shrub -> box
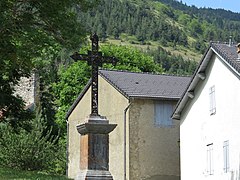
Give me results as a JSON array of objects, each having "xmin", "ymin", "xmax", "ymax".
[{"xmin": 0, "ymin": 114, "xmax": 66, "ymax": 174}]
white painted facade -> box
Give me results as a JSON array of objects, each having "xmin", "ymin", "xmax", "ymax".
[{"xmin": 179, "ymin": 53, "xmax": 240, "ymax": 180}]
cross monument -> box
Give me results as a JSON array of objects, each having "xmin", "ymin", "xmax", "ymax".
[
  {"xmin": 71, "ymin": 33, "xmax": 117, "ymax": 116},
  {"xmin": 70, "ymin": 34, "xmax": 118, "ymax": 180}
]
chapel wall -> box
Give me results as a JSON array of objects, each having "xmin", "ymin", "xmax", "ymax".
[{"xmin": 129, "ymin": 99, "xmax": 180, "ymax": 180}]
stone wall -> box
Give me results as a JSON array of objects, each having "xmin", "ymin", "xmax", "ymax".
[{"xmin": 14, "ymin": 74, "xmax": 36, "ymax": 108}]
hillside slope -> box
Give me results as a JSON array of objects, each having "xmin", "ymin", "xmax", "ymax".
[{"xmin": 76, "ymin": 0, "xmax": 240, "ymax": 73}]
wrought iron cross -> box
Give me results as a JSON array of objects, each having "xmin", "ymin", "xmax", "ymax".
[{"xmin": 70, "ymin": 33, "xmax": 118, "ymax": 116}]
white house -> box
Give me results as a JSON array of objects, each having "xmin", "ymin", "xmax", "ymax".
[{"xmin": 172, "ymin": 42, "xmax": 240, "ymax": 180}]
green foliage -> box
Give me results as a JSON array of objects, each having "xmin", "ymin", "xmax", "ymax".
[
  {"xmin": 77, "ymin": 0, "xmax": 240, "ymax": 54},
  {"xmin": 1, "ymin": 98, "xmax": 34, "ymax": 130},
  {"xmin": 79, "ymin": 0, "xmax": 188, "ymax": 46},
  {"xmin": 0, "ymin": 0, "xmax": 98, "ymax": 126},
  {"xmin": 0, "ymin": 166, "xmax": 69, "ymax": 180},
  {"xmin": 52, "ymin": 61, "xmax": 91, "ymax": 132},
  {"xmin": 189, "ymin": 19, "xmax": 203, "ymax": 37},
  {"xmin": 35, "ymin": 48, "xmax": 64, "ymax": 136},
  {"xmin": 101, "ymin": 44, "xmax": 163, "ymax": 73},
  {"xmin": 156, "ymin": 0, "xmax": 240, "ymax": 43},
  {"xmin": 0, "ymin": 113, "xmax": 65, "ymax": 174},
  {"xmin": 177, "ymin": 13, "xmax": 191, "ymax": 25},
  {"xmin": 148, "ymin": 46, "xmax": 197, "ymax": 75}
]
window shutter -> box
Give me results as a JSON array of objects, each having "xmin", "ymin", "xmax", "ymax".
[
  {"xmin": 154, "ymin": 101, "xmax": 174, "ymax": 127},
  {"xmin": 223, "ymin": 140, "xmax": 230, "ymax": 173},
  {"xmin": 207, "ymin": 143, "xmax": 214, "ymax": 175},
  {"xmin": 209, "ymin": 86, "xmax": 216, "ymax": 115}
]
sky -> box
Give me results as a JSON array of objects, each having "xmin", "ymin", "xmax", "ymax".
[{"xmin": 179, "ymin": 0, "xmax": 240, "ymax": 13}]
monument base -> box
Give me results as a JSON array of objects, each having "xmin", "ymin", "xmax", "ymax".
[
  {"xmin": 77, "ymin": 115, "xmax": 117, "ymax": 135},
  {"xmin": 76, "ymin": 170, "xmax": 113, "ymax": 180},
  {"xmin": 76, "ymin": 115, "xmax": 117, "ymax": 180}
]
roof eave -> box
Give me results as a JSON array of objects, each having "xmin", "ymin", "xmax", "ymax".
[
  {"xmin": 99, "ymin": 71, "xmax": 130, "ymax": 99},
  {"xmin": 172, "ymin": 46, "xmax": 213, "ymax": 120},
  {"xmin": 129, "ymin": 95, "xmax": 180, "ymax": 101}
]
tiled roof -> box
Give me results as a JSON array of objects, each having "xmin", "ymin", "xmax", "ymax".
[
  {"xmin": 99, "ymin": 70, "xmax": 191, "ymax": 100},
  {"xmin": 66, "ymin": 70, "xmax": 191, "ymax": 119},
  {"xmin": 211, "ymin": 42, "xmax": 240, "ymax": 73}
]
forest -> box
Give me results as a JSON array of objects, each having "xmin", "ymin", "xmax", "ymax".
[
  {"xmin": 78, "ymin": 0, "xmax": 240, "ymax": 53},
  {"xmin": 0, "ymin": 0, "xmax": 239, "ymax": 177}
]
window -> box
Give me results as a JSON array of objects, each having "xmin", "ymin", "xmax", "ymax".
[
  {"xmin": 206, "ymin": 143, "xmax": 214, "ymax": 175},
  {"xmin": 209, "ymin": 85, "xmax": 216, "ymax": 115},
  {"xmin": 223, "ymin": 140, "xmax": 230, "ymax": 173},
  {"xmin": 154, "ymin": 101, "xmax": 174, "ymax": 127}
]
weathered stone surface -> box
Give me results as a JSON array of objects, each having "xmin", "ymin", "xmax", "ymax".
[
  {"xmin": 76, "ymin": 170, "xmax": 113, "ymax": 180},
  {"xmin": 80, "ymin": 134, "xmax": 109, "ymax": 171},
  {"xmin": 77, "ymin": 123, "xmax": 116, "ymax": 135},
  {"xmin": 77, "ymin": 115, "xmax": 117, "ymax": 136},
  {"xmin": 144, "ymin": 175, "xmax": 180, "ymax": 180},
  {"xmin": 14, "ymin": 74, "xmax": 35, "ymax": 107},
  {"xmin": 77, "ymin": 115, "xmax": 116, "ymax": 180}
]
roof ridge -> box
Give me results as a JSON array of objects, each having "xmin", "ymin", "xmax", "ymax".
[
  {"xmin": 210, "ymin": 42, "xmax": 240, "ymax": 73},
  {"xmin": 210, "ymin": 41, "xmax": 238, "ymax": 46},
  {"xmin": 99, "ymin": 68, "xmax": 191, "ymax": 78}
]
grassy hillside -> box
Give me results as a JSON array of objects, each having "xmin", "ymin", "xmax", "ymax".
[
  {"xmin": 78, "ymin": 0, "xmax": 240, "ymax": 63},
  {"xmin": 105, "ymin": 34, "xmax": 202, "ymax": 61}
]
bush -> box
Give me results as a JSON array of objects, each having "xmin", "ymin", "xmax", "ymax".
[{"xmin": 0, "ymin": 114, "xmax": 66, "ymax": 174}]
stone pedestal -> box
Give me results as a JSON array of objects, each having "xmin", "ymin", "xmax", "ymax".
[{"xmin": 76, "ymin": 115, "xmax": 117, "ymax": 180}]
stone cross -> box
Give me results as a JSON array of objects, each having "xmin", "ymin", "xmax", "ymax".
[{"xmin": 71, "ymin": 33, "xmax": 118, "ymax": 116}]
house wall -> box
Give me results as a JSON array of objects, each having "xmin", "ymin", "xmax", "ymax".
[
  {"xmin": 67, "ymin": 76, "xmax": 129, "ymax": 179},
  {"xmin": 129, "ymin": 99, "xmax": 180, "ymax": 180},
  {"xmin": 98, "ymin": 77, "xmax": 130, "ymax": 180},
  {"xmin": 180, "ymin": 55, "xmax": 240, "ymax": 180},
  {"xmin": 68, "ymin": 76, "xmax": 181, "ymax": 180},
  {"xmin": 67, "ymin": 87, "xmax": 91, "ymax": 179}
]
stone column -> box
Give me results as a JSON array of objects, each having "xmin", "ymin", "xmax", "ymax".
[{"xmin": 76, "ymin": 115, "xmax": 117, "ymax": 180}]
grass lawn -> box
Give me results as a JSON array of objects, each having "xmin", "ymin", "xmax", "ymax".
[{"xmin": 0, "ymin": 167, "xmax": 70, "ymax": 180}]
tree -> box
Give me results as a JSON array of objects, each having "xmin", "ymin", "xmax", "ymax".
[
  {"xmin": 148, "ymin": 46, "xmax": 197, "ymax": 75},
  {"xmin": 101, "ymin": 45, "xmax": 163, "ymax": 73},
  {"xmin": 52, "ymin": 61, "xmax": 91, "ymax": 132},
  {"xmin": 0, "ymin": 111, "xmax": 65, "ymax": 174},
  {"xmin": 189, "ymin": 19, "xmax": 203, "ymax": 37},
  {"xmin": 0, "ymin": 0, "xmax": 99, "ymax": 126},
  {"xmin": 178, "ymin": 13, "xmax": 191, "ymax": 25}
]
